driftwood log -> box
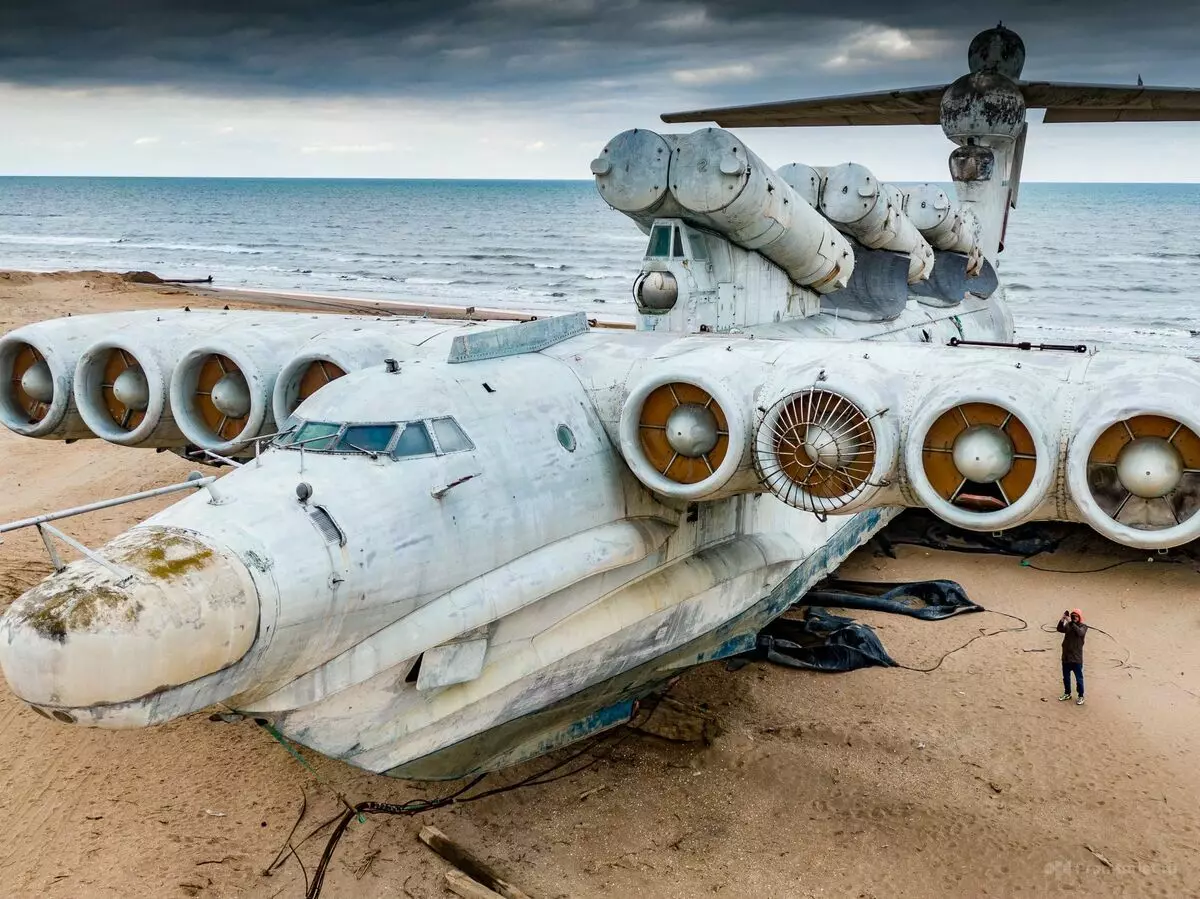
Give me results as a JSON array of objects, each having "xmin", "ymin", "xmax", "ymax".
[
  {"xmin": 418, "ymin": 825, "xmax": 533, "ymax": 899},
  {"xmin": 445, "ymin": 869, "xmax": 506, "ymax": 899}
]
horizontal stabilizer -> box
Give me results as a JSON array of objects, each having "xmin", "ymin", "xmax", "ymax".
[
  {"xmin": 662, "ymin": 81, "xmax": 1200, "ymax": 128},
  {"xmin": 1025, "ymin": 82, "xmax": 1200, "ymax": 123},
  {"xmin": 661, "ymin": 84, "xmax": 947, "ymax": 128}
]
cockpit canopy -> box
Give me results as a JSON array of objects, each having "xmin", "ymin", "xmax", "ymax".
[
  {"xmin": 274, "ymin": 416, "xmax": 474, "ymax": 458},
  {"xmin": 644, "ymin": 221, "xmax": 710, "ymax": 262}
]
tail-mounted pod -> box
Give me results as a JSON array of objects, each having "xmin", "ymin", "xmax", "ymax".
[
  {"xmin": 619, "ymin": 368, "xmax": 753, "ymax": 502},
  {"xmin": 754, "ymin": 376, "xmax": 898, "ymax": 516},
  {"xmin": 1067, "ymin": 386, "xmax": 1200, "ymax": 549},
  {"xmin": 904, "ymin": 385, "xmax": 1057, "ymax": 531},
  {"xmin": 0, "ymin": 315, "xmax": 143, "ymax": 440}
]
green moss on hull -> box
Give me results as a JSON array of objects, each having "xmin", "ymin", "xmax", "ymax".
[
  {"xmin": 115, "ymin": 532, "xmax": 214, "ymax": 580},
  {"xmin": 20, "ymin": 583, "xmax": 130, "ymax": 643}
]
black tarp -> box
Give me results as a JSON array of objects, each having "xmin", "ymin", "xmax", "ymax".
[
  {"xmin": 872, "ymin": 508, "xmax": 1064, "ymax": 558},
  {"xmin": 736, "ymin": 578, "xmax": 983, "ymax": 673}
]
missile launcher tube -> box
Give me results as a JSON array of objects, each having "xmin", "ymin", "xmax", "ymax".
[
  {"xmin": 670, "ymin": 129, "xmax": 854, "ymax": 292},
  {"xmin": 590, "ymin": 129, "xmax": 690, "ymax": 232},
  {"xmin": 819, "ymin": 162, "xmax": 934, "ymax": 284},
  {"xmin": 775, "ymin": 162, "xmax": 821, "ymax": 208},
  {"xmin": 903, "ymin": 184, "xmax": 984, "ymax": 274},
  {"xmin": 593, "ymin": 128, "xmax": 854, "ymax": 293}
]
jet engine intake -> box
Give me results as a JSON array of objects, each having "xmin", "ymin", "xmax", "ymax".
[
  {"xmin": 0, "ymin": 317, "xmax": 147, "ymax": 440},
  {"xmin": 905, "ymin": 392, "xmax": 1054, "ymax": 531},
  {"xmin": 272, "ymin": 328, "xmax": 422, "ymax": 427},
  {"xmin": 754, "ymin": 381, "xmax": 897, "ymax": 515},
  {"xmin": 1068, "ymin": 409, "xmax": 1200, "ymax": 549},
  {"xmin": 619, "ymin": 370, "xmax": 752, "ymax": 501},
  {"xmin": 170, "ymin": 345, "xmax": 266, "ymax": 452}
]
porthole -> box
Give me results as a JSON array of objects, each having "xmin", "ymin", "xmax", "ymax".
[{"xmin": 557, "ymin": 424, "xmax": 576, "ymax": 452}]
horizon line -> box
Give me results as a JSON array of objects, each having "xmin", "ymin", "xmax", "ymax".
[{"xmin": 3, "ymin": 175, "xmax": 1200, "ymax": 185}]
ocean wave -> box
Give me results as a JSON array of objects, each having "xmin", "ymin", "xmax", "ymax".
[
  {"xmin": 114, "ymin": 239, "xmax": 264, "ymax": 255},
  {"xmin": 0, "ymin": 233, "xmax": 118, "ymax": 246},
  {"xmin": 403, "ymin": 276, "xmax": 458, "ymax": 285}
]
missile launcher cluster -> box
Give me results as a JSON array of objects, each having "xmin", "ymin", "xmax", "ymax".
[{"xmin": 592, "ymin": 125, "xmax": 984, "ymax": 296}]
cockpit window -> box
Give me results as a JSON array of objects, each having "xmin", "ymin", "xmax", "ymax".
[
  {"xmin": 393, "ymin": 421, "xmax": 435, "ymax": 458},
  {"xmin": 293, "ymin": 421, "xmax": 340, "ymax": 450},
  {"xmin": 647, "ymin": 224, "xmax": 671, "ymax": 258},
  {"xmin": 276, "ymin": 416, "xmax": 473, "ymax": 459},
  {"xmin": 274, "ymin": 426, "xmax": 299, "ymax": 446},
  {"xmin": 336, "ymin": 424, "xmax": 396, "ymax": 454},
  {"xmin": 686, "ymin": 227, "xmax": 709, "ymax": 261},
  {"xmin": 431, "ymin": 417, "xmax": 474, "ymax": 453},
  {"xmin": 672, "ymin": 227, "xmax": 684, "ymax": 258}
]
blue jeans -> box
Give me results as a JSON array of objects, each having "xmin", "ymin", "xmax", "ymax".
[{"xmin": 1062, "ymin": 662, "xmax": 1084, "ymax": 697}]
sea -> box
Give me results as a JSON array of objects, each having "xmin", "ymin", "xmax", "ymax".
[{"xmin": 0, "ymin": 177, "xmax": 1197, "ymax": 353}]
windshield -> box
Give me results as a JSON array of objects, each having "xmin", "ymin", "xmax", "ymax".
[{"xmin": 274, "ymin": 417, "xmax": 474, "ymax": 458}]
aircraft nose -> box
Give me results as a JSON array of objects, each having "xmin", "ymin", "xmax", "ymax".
[{"xmin": 0, "ymin": 526, "xmax": 259, "ymax": 716}]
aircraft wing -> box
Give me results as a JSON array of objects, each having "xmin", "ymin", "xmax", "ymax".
[
  {"xmin": 660, "ymin": 80, "xmax": 1200, "ymax": 127},
  {"xmin": 1022, "ymin": 81, "xmax": 1200, "ymax": 123},
  {"xmin": 659, "ymin": 84, "xmax": 948, "ymax": 127}
]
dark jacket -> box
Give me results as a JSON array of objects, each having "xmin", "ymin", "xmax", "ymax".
[{"xmin": 1057, "ymin": 620, "xmax": 1088, "ymax": 664}]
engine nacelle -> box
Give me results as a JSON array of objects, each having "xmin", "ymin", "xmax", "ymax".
[
  {"xmin": 272, "ymin": 321, "xmax": 472, "ymax": 426},
  {"xmin": 618, "ymin": 366, "xmax": 757, "ymax": 502},
  {"xmin": 753, "ymin": 369, "xmax": 900, "ymax": 515},
  {"xmin": 1066, "ymin": 362, "xmax": 1200, "ymax": 549},
  {"xmin": 169, "ymin": 319, "xmax": 346, "ymax": 453},
  {"xmin": 73, "ymin": 312, "xmax": 249, "ymax": 447},
  {"xmin": 0, "ymin": 313, "xmax": 149, "ymax": 441},
  {"xmin": 904, "ymin": 379, "xmax": 1058, "ymax": 532}
]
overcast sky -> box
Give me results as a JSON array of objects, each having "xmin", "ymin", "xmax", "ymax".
[{"xmin": 2, "ymin": 1, "xmax": 1200, "ymax": 180}]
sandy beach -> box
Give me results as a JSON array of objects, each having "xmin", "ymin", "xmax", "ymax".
[{"xmin": 0, "ymin": 271, "xmax": 1197, "ymax": 899}]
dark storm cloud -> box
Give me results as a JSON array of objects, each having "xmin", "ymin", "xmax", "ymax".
[{"xmin": 1, "ymin": 1, "xmax": 1198, "ymax": 105}]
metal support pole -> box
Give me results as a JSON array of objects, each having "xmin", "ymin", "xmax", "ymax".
[
  {"xmin": 0, "ymin": 477, "xmax": 217, "ymax": 534},
  {"xmin": 36, "ymin": 524, "xmax": 65, "ymax": 572},
  {"xmin": 188, "ymin": 448, "xmax": 244, "ymax": 468},
  {"xmin": 37, "ymin": 523, "xmax": 134, "ymax": 583}
]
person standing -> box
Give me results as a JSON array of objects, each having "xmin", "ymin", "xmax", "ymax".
[{"xmin": 1057, "ymin": 609, "xmax": 1088, "ymax": 705}]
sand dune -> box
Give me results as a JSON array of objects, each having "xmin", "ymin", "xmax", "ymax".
[{"xmin": 0, "ymin": 272, "xmax": 1197, "ymax": 898}]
